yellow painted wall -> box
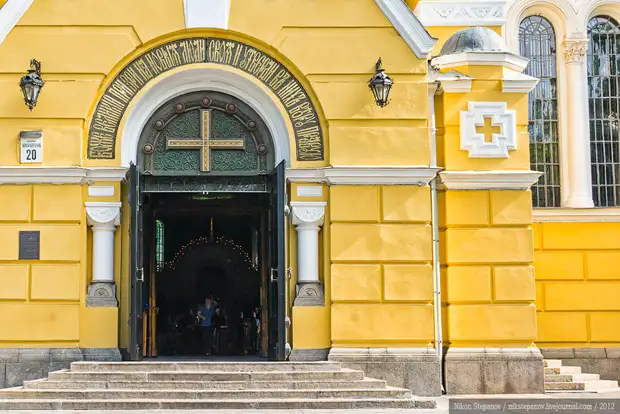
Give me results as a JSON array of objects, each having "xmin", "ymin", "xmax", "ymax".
[
  {"xmin": 0, "ymin": 184, "xmax": 116, "ymax": 348},
  {"xmin": 534, "ymin": 222, "xmax": 620, "ymax": 347},
  {"xmin": 440, "ymin": 190, "xmax": 537, "ymax": 347},
  {"xmin": 330, "ymin": 185, "xmax": 434, "ymax": 347}
]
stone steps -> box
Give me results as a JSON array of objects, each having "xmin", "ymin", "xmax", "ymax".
[
  {"xmin": 0, "ymin": 397, "xmax": 437, "ymax": 410},
  {"xmin": 23, "ymin": 378, "xmax": 387, "ymax": 390},
  {"xmin": 47, "ymin": 369, "xmax": 365, "ymax": 382},
  {"xmin": 0, "ymin": 388, "xmax": 412, "ymax": 400},
  {"xmin": 70, "ymin": 361, "xmax": 341, "ymax": 372},
  {"xmin": 544, "ymin": 359, "xmax": 619, "ymax": 394},
  {"xmin": 0, "ymin": 361, "xmax": 436, "ymax": 410}
]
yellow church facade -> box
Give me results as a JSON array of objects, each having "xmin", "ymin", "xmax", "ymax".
[{"xmin": 0, "ymin": 0, "xmax": 618, "ymax": 397}]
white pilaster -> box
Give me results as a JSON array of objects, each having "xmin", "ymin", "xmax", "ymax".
[
  {"xmin": 85, "ymin": 202, "xmax": 121, "ymax": 307},
  {"xmin": 563, "ymin": 39, "xmax": 594, "ymax": 208},
  {"xmin": 291, "ymin": 201, "xmax": 326, "ymax": 306}
]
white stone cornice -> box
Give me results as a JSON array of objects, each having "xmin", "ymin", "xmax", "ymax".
[
  {"xmin": 436, "ymin": 70, "xmax": 473, "ymax": 93},
  {"xmin": 502, "ymin": 71, "xmax": 539, "ymax": 93},
  {"xmin": 563, "ymin": 39, "xmax": 588, "ymax": 64},
  {"xmin": 290, "ymin": 201, "xmax": 327, "ymax": 228},
  {"xmin": 439, "ymin": 170, "xmax": 542, "ymax": 190},
  {"xmin": 286, "ymin": 166, "xmax": 441, "ymax": 185},
  {"xmin": 0, "ymin": 0, "xmax": 34, "ymax": 45},
  {"xmin": 0, "ymin": 167, "xmax": 128, "ymax": 184},
  {"xmin": 533, "ymin": 208, "xmax": 620, "ymax": 222},
  {"xmin": 85, "ymin": 202, "xmax": 122, "ymax": 227},
  {"xmin": 414, "ymin": 0, "xmax": 509, "ymax": 26},
  {"xmin": 374, "ymin": 0, "xmax": 437, "ymax": 58},
  {"xmin": 184, "ymin": 0, "xmax": 230, "ymax": 30},
  {"xmin": 431, "ymin": 52, "xmax": 529, "ymax": 72}
]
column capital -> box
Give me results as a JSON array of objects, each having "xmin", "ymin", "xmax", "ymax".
[
  {"xmin": 85, "ymin": 202, "xmax": 122, "ymax": 227},
  {"xmin": 563, "ymin": 39, "xmax": 588, "ymax": 64},
  {"xmin": 290, "ymin": 201, "xmax": 326, "ymax": 228}
]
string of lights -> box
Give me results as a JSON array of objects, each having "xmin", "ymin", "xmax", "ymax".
[{"xmin": 165, "ymin": 235, "xmax": 258, "ymax": 271}]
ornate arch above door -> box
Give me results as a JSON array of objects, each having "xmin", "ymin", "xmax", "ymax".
[{"xmin": 139, "ymin": 91, "xmax": 274, "ymax": 177}]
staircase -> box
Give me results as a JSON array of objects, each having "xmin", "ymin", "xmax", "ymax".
[
  {"xmin": 544, "ymin": 359, "xmax": 619, "ymax": 393},
  {"xmin": 0, "ymin": 361, "xmax": 436, "ymax": 410}
]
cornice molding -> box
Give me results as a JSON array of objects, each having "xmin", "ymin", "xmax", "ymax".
[
  {"xmin": 431, "ymin": 52, "xmax": 529, "ymax": 72},
  {"xmin": 436, "ymin": 70, "xmax": 473, "ymax": 93},
  {"xmin": 439, "ymin": 170, "xmax": 542, "ymax": 190},
  {"xmin": 502, "ymin": 71, "xmax": 539, "ymax": 93},
  {"xmin": 533, "ymin": 208, "xmax": 620, "ymax": 223},
  {"xmin": 0, "ymin": 0, "xmax": 33, "ymax": 45},
  {"xmin": 287, "ymin": 166, "xmax": 441, "ymax": 185},
  {"xmin": 374, "ymin": 0, "xmax": 437, "ymax": 59},
  {"xmin": 414, "ymin": 0, "xmax": 509, "ymax": 26},
  {"xmin": 0, "ymin": 167, "xmax": 128, "ymax": 184}
]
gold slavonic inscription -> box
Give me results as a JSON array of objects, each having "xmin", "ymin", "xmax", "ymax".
[{"xmin": 88, "ymin": 37, "xmax": 324, "ymax": 162}]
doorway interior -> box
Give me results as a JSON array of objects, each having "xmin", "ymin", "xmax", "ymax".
[{"xmin": 141, "ymin": 192, "xmax": 271, "ymax": 359}]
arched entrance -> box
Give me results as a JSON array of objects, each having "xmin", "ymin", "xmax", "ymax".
[{"xmin": 128, "ymin": 89, "xmax": 286, "ymax": 361}]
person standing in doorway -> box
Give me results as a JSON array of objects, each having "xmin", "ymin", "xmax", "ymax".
[{"xmin": 197, "ymin": 296, "xmax": 216, "ymax": 356}]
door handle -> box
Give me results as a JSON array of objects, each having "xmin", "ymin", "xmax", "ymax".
[
  {"xmin": 270, "ymin": 268, "xmax": 277, "ymax": 283},
  {"xmin": 137, "ymin": 268, "xmax": 144, "ymax": 282}
]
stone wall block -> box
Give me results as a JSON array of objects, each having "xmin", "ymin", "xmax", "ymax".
[
  {"xmin": 574, "ymin": 348, "xmax": 606, "ymax": 359},
  {"xmin": 606, "ymin": 348, "xmax": 620, "ymax": 359},
  {"xmin": 0, "ymin": 349, "xmax": 18, "ymax": 363},
  {"xmin": 18, "ymin": 348, "xmax": 50, "ymax": 362},
  {"xmin": 0, "ymin": 363, "xmax": 5, "ymax": 388},
  {"xmin": 5, "ymin": 362, "xmax": 45, "ymax": 387},
  {"xmin": 445, "ymin": 360, "xmax": 483, "ymax": 394},
  {"xmin": 540, "ymin": 348, "xmax": 575, "ymax": 359}
]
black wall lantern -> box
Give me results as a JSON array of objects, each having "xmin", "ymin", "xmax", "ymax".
[
  {"xmin": 369, "ymin": 58, "xmax": 393, "ymax": 108},
  {"xmin": 19, "ymin": 59, "xmax": 44, "ymax": 111}
]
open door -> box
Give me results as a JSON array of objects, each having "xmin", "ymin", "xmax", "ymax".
[
  {"xmin": 268, "ymin": 160, "xmax": 287, "ymax": 361},
  {"xmin": 129, "ymin": 163, "xmax": 145, "ymax": 361}
]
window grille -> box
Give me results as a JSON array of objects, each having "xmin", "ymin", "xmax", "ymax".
[
  {"xmin": 155, "ymin": 219, "xmax": 164, "ymax": 272},
  {"xmin": 588, "ymin": 16, "xmax": 620, "ymax": 207},
  {"xmin": 519, "ymin": 16, "xmax": 561, "ymax": 207}
]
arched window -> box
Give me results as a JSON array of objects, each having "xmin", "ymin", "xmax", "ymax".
[
  {"xmin": 519, "ymin": 16, "xmax": 560, "ymax": 207},
  {"xmin": 588, "ymin": 16, "xmax": 620, "ymax": 207},
  {"xmin": 155, "ymin": 219, "xmax": 164, "ymax": 272}
]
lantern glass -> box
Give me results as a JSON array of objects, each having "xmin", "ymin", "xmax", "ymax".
[
  {"xmin": 19, "ymin": 60, "xmax": 44, "ymax": 111},
  {"xmin": 369, "ymin": 69, "xmax": 393, "ymax": 107}
]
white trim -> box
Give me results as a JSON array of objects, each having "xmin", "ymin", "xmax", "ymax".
[
  {"xmin": 460, "ymin": 101, "xmax": 518, "ymax": 158},
  {"xmin": 374, "ymin": 0, "xmax": 437, "ymax": 59},
  {"xmin": 286, "ymin": 166, "xmax": 441, "ymax": 185},
  {"xmin": 0, "ymin": 167, "xmax": 128, "ymax": 184},
  {"xmin": 296, "ymin": 185, "xmax": 323, "ymax": 197},
  {"xmin": 88, "ymin": 186, "xmax": 115, "ymax": 197},
  {"xmin": 183, "ymin": 0, "xmax": 231, "ymax": 30},
  {"xmin": 431, "ymin": 52, "xmax": 529, "ymax": 72},
  {"xmin": 439, "ymin": 170, "xmax": 542, "ymax": 190},
  {"xmin": 84, "ymin": 201, "xmax": 123, "ymax": 209},
  {"xmin": 0, "ymin": 0, "xmax": 33, "ymax": 45},
  {"xmin": 414, "ymin": 0, "xmax": 509, "ymax": 26},
  {"xmin": 120, "ymin": 67, "xmax": 291, "ymax": 168},
  {"xmin": 501, "ymin": 71, "xmax": 539, "ymax": 93},
  {"xmin": 533, "ymin": 208, "xmax": 620, "ymax": 222},
  {"xmin": 436, "ymin": 70, "xmax": 472, "ymax": 93}
]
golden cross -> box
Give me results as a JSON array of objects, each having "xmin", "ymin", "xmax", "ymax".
[
  {"xmin": 166, "ymin": 110, "xmax": 245, "ymax": 172},
  {"xmin": 476, "ymin": 116, "xmax": 502, "ymax": 143}
]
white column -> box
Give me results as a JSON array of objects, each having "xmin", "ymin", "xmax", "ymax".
[
  {"xmin": 85, "ymin": 202, "xmax": 122, "ymax": 307},
  {"xmin": 563, "ymin": 39, "xmax": 594, "ymax": 208},
  {"xmin": 291, "ymin": 201, "xmax": 326, "ymax": 306}
]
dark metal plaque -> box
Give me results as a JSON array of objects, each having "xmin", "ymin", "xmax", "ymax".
[{"xmin": 19, "ymin": 231, "xmax": 40, "ymax": 260}]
